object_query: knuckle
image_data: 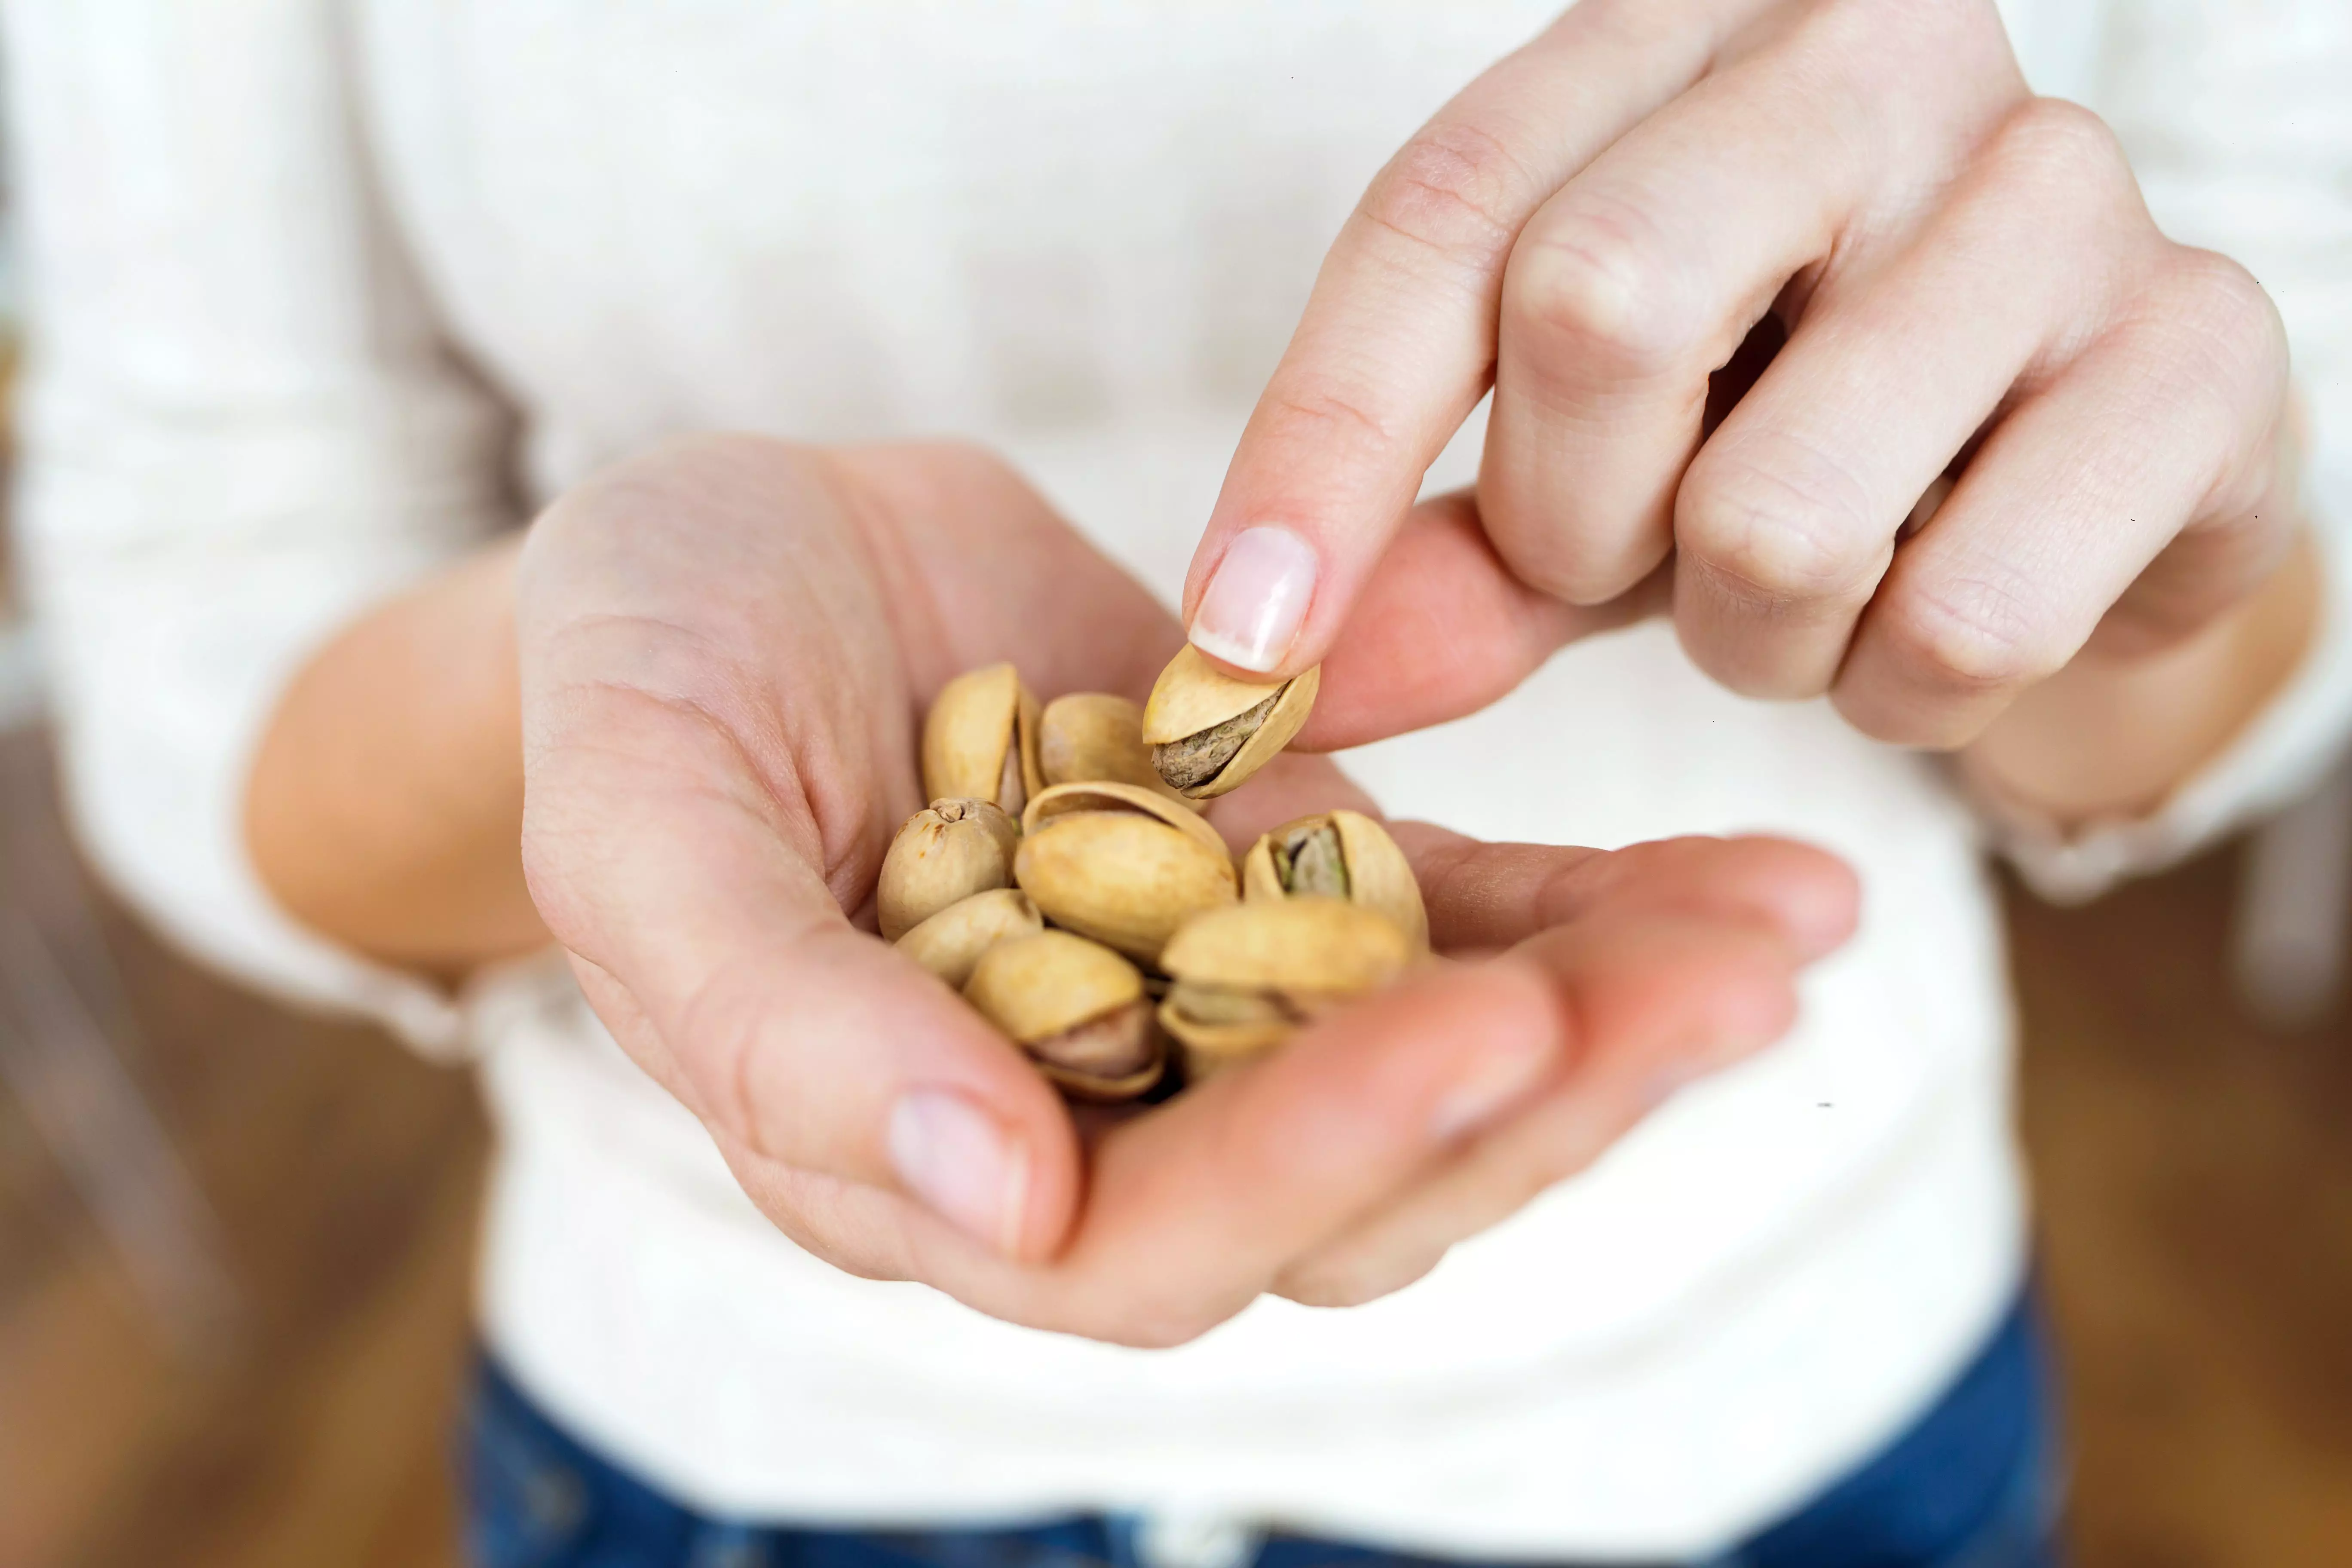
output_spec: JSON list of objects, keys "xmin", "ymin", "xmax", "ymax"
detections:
[
  {"xmin": 1986, "ymin": 97, "xmax": 2136, "ymax": 208},
  {"xmin": 1506, "ymin": 207, "xmax": 1691, "ymax": 379},
  {"xmin": 1676, "ymin": 439, "xmax": 1886, "ymax": 603},
  {"xmin": 2151, "ymin": 250, "xmax": 2290, "ymax": 391},
  {"xmin": 1883, "ymin": 568, "xmax": 2066, "ymax": 694},
  {"xmin": 1361, "ymin": 118, "xmax": 1531, "ymax": 275}
]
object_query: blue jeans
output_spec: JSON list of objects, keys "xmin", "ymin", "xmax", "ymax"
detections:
[{"xmin": 463, "ymin": 1295, "xmax": 2062, "ymax": 1568}]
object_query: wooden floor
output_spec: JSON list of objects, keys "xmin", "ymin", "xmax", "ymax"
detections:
[{"xmin": 1, "ymin": 734, "xmax": 2349, "ymax": 1566}]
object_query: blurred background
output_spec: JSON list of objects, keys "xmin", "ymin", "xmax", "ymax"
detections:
[{"xmin": 1, "ymin": 75, "xmax": 2349, "ymax": 1568}]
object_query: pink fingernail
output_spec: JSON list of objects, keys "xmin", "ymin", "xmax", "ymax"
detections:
[
  {"xmin": 887, "ymin": 1090, "xmax": 1031, "ymax": 1256},
  {"xmin": 1428, "ymin": 1035, "xmax": 1556, "ymax": 1143},
  {"xmin": 1190, "ymin": 526, "xmax": 1318, "ymax": 674}
]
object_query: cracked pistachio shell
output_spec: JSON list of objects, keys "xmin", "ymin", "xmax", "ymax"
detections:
[
  {"xmin": 1014, "ymin": 783, "xmax": 1237, "ymax": 965},
  {"xmin": 1140, "ymin": 646, "xmax": 1321, "ymax": 799},
  {"xmin": 1242, "ymin": 810, "xmax": 1428, "ymax": 950},
  {"xmin": 876, "ymin": 798, "xmax": 1019, "ymax": 942},
  {"xmin": 965, "ymin": 931, "xmax": 1164, "ymax": 1099},
  {"xmin": 964, "ymin": 929, "xmax": 1142, "ymax": 1041},
  {"xmin": 1021, "ymin": 781, "xmax": 1229, "ymax": 854},
  {"xmin": 1158, "ymin": 897, "xmax": 1409, "ymax": 1081},
  {"xmin": 921, "ymin": 663, "xmax": 1044, "ymax": 816},
  {"xmin": 1037, "ymin": 692, "xmax": 1201, "ymax": 810},
  {"xmin": 1155, "ymin": 991, "xmax": 1295, "ymax": 1082},
  {"xmin": 1160, "ymin": 897, "xmax": 1412, "ymax": 999},
  {"xmin": 895, "ymin": 889, "xmax": 1042, "ymax": 988}
]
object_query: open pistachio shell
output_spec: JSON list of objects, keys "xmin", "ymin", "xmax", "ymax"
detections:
[
  {"xmin": 1241, "ymin": 810, "xmax": 1428, "ymax": 949},
  {"xmin": 1157, "ymin": 1008, "xmax": 1291, "ymax": 1082},
  {"xmin": 1157, "ymin": 897, "xmax": 1410, "ymax": 1078},
  {"xmin": 964, "ymin": 931, "xmax": 1164, "ymax": 1100},
  {"xmin": 1140, "ymin": 646, "xmax": 1321, "ymax": 799},
  {"xmin": 1038, "ymin": 692, "xmax": 1202, "ymax": 810},
  {"xmin": 896, "ymin": 888, "xmax": 1043, "ymax": 988},
  {"xmin": 921, "ymin": 663, "xmax": 1044, "ymax": 816},
  {"xmin": 1014, "ymin": 797, "xmax": 1237, "ymax": 966},
  {"xmin": 876, "ymin": 798, "xmax": 1020, "ymax": 941},
  {"xmin": 1161, "ymin": 896, "xmax": 1411, "ymax": 993},
  {"xmin": 1022, "ymin": 781, "xmax": 1229, "ymax": 858}
]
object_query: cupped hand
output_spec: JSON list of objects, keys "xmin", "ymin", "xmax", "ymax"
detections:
[
  {"xmin": 516, "ymin": 435, "xmax": 1856, "ymax": 1345},
  {"xmin": 1187, "ymin": 0, "xmax": 2294, "ymax": 753}
]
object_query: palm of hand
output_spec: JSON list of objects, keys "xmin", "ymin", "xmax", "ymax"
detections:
[{"xmin": 516, "ymin": 435, "xmax": 1853, "ymax": 1345}]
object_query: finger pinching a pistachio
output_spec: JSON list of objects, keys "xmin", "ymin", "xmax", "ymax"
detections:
[
  {"xmin": 1242, "ymin": 809, "xmax": 1428, "ymax": 950},
  {"xmin": 1141, "ymin": 646, "xmax": 1320, "ymax": 800},
  {"xmin": 881, "ymin": 657, "xmax": 1420, "ymax": 1102}
]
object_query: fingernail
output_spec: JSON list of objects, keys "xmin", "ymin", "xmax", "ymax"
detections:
[
  {"xmin": 887, "ymin": 1090, "xmax": 1031, "ymax": 1256},
  {"xmin": 1190, "ymin": 526, "xmax": 1318, "ymax": 674},
  {"xmin": 1428, "ymin": 1035, "xmax": 1556, "ymax": 1143}
]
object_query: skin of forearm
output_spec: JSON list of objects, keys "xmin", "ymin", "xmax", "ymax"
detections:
[
  {"xmin": 245, "ymin": 534, "xmax": 546, "ymax": 977},
  {"xmin": 1961, "ymin": 527, "xmax": 2321, "ymax": 828}
]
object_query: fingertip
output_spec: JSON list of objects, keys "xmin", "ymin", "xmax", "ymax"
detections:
[
  {"xmin": 1721, "ymin": 835, "xmax": 1862, "ymax": 960},
  {"xmin": 1186, "ymin": 524, "xmax": 1322, "ymax": 677},
  {"xmin": 1596, "ymin": 836, "xmax": 1859, "ymax": 963}
]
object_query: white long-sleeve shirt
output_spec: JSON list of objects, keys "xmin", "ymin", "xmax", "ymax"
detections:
[{"xmin": 7, "ymin": 2, "xmax": 2351, "ymax": 1559}]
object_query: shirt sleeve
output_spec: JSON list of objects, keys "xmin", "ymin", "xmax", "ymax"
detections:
[
  {"xmin": 1980, "ymin": 0, "xmax": 2352, "ymax": 903},
  {"xmin": 3, "ymin": 0, "xmax": 517, "ymax": 1051}
]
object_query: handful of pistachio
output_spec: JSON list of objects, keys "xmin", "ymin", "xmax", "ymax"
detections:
[{"xmin": 882, "ymin": 649, "xmax": 1427, "ymax": 1099}]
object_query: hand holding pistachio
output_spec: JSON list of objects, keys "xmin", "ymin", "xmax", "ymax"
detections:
[{"xmin": 520, "ymin": 434, "xmax": 1854, "ymax": 1351}]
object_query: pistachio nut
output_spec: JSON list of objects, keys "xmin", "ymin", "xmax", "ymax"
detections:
[
  {"xmin": 896, "ymin": 888, "xmax": 1043, "ymax": 988},
  {"xmin": 1014, "ymin": 782, "xmax": 1238, "ymax": 965},
  {"xmin": 1242, "ymin": 810, "xmax": 1428, "ymax": 949},
  {"xmin": 1157, "ymin": 898, "xmax": 1412, "ymax": 1079},
  {"xmin": 1037, "ymin": 692, "xmax": 1201, "ymax": 810},
  {"xmin": 876, "ymin": 798, "xmax": 1020, "ymax": 941},
  {"xmin": 964, "ymin": 930, "xmax": 1164, "ymax": 1099},
  {"xmin": 921, "ymin": 663, "xmax": 1043, "ymax": 816},
  {"xmin": 1140, "ymin": 646, "xmax": 1320, "ymax": 799}
]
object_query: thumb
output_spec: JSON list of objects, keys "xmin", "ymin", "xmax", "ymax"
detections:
[
  {"xmin": 521, "ymin": 691, "xmax": 1081, "ymax": 1263},
  {"xmin": 1294, "ymin": 495, "xmax": 1670, "ymax": 752}
]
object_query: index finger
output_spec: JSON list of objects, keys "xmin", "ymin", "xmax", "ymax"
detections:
[{"xmin": 1180, "ymin": 1, "xmax": 1750, "ymax": 679}]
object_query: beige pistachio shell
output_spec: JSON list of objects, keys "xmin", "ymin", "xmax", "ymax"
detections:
[
  {"xmin": 1014, "ymin": 806, "xmax": 1238, "ymax": 966},
  {"xmin": 1038, "ymin": 692, "xmax": 1201, "ymax": 810},
  {"xmin": 1141, "ymin": 646, "xmax": 1320, "ymax": 799},
  {"xmin": 921, "ymin": 663, "xmax": 1043, "ymax": 815},
  {"xmin": 1241, "ymin": 810, "xmax": 1428, "ymax": 949},
  {"xmin": 964, "ymin": 929, "xmax": 1142, "ymax": 1041},
  {"xmin": 895, "ymin": 889, "xmax": 1043, "ymax": 988},
  {"xmin": 1029, "ymin": 999, "xmax": 1165, "ymax": 1101},
  {"xmin": 1022, "ymin": 781, "xmax": 1230, "ymax": 858},
  {"xmin": 876, "ymin": 799, "xmax": 1019, "ymax": 941},
  {"xmin": 964, "ymin": 932, "xmax": 1165, "ymax": 1099},
  {"xmin": 1159, "ymin": 896, "xmax": 1412, "ymax": 996},
  {"xmin": 1157, "ymin": 997, "xmax": 1294, "ymax": 1082}
]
